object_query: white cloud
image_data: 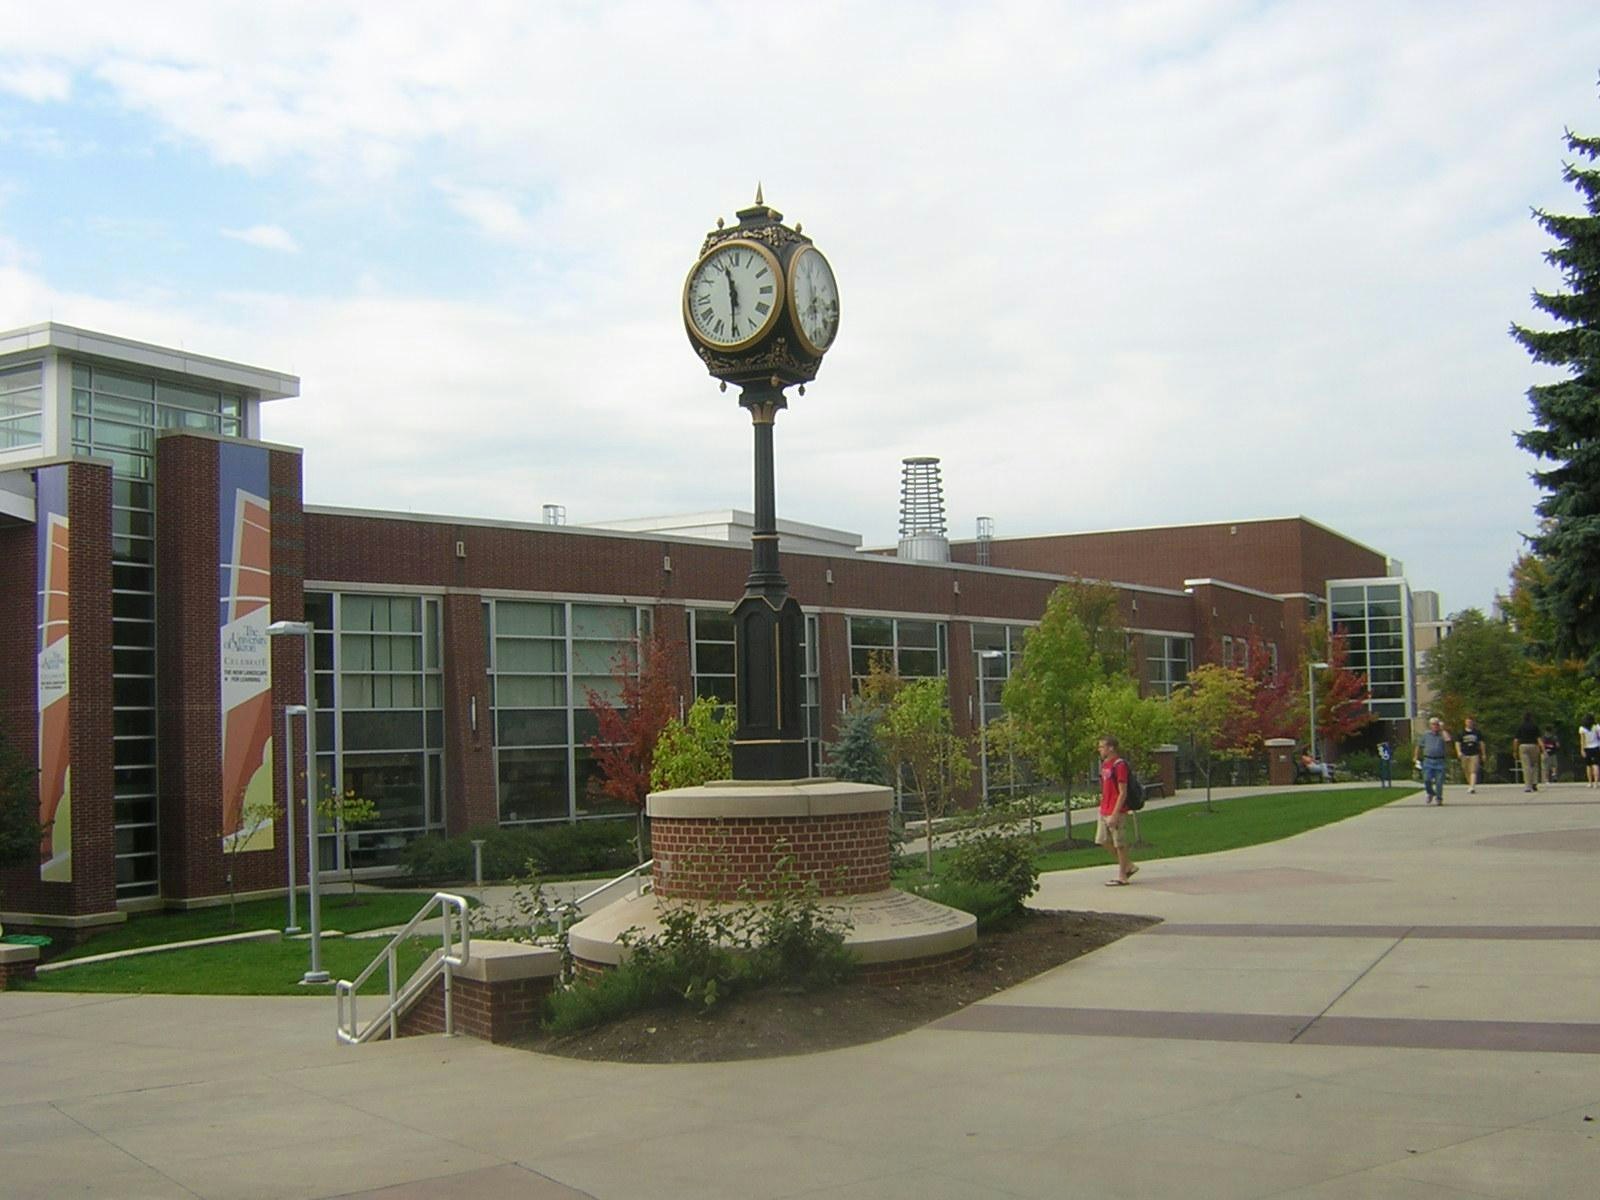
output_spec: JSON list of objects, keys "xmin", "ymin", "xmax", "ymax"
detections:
[
  {"xmin": 434, "ymin": 182, "xmax": 536, "ymax": 245},
  {"xmin": 221, "ymin": 224, "xmax": 300, "ymax": 254},
  {"xmin": 0, "ymin": 61, "xmax": 71, "ymax": 102}
]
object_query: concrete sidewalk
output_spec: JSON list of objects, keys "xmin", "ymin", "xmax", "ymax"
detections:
[{"xmin": 3, "ymin": 781, "xmax": 1597, "ymax": 1199}]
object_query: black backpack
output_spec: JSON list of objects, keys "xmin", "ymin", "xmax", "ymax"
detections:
[{"xmin": 1122, "ymin": 760, "xmax": 1146, "ymax": 811}]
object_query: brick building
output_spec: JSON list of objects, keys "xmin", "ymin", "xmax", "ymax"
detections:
[{"xmin": 0, "ymin": 324, "xmax": 1422, "ymax": 932}]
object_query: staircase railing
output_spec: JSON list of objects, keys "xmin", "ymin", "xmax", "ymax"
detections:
[
  {"xmin": 336, "ymin": 891, "xmax": 470, "ymax": 1045},
  {"xmin": 555, "ymin": 859, "xmax": 653, "ymax": 940}
]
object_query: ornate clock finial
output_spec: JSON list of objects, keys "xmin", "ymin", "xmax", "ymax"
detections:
[{"xmin": 755, "ymin": 182, "xmax": 764, "ymax": 206}]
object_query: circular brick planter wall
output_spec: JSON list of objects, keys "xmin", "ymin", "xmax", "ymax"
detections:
[{"xmin": 647, "ymin": 779, "xmax": 894, "ymax": 901}]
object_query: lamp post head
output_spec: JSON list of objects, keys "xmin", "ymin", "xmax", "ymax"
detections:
[
  {"xmin": 267, "ymin": 620, "xmax": 314, "ymax": 637},
  {"xmin": 1311, "ymin": 660, "xmax": 1330, "ymax": 670}
]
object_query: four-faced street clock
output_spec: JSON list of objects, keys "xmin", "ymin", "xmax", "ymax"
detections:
[
  {"xmin": 682, "ymin": 188, "xmax": 839, "ymax": 389},
  {"xmin": 683, "ymin": 188, "xmax": 837, "ymax": 781}
]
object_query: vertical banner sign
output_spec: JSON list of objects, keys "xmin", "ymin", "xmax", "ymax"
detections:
[
  {"xmin": 36, "ymin": 466, "xmax": 72, "ymax": 883},
  {"xmin": 218, "ymin": 443, "xmax": 274, "ymax": 852}
]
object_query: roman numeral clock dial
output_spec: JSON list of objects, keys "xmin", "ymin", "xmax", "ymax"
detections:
[{"xmin": 684, "ymin": 240, "xmax": 784, "ymax": 350}]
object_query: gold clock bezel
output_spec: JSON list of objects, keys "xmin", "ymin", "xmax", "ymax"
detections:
[
  {"xmin": 786, "ymin": 245, "xmax": 839, "ymax": 357},
  {"xmin": 683, "ymin": 239, "xmax": 786, "ymax": 353}
]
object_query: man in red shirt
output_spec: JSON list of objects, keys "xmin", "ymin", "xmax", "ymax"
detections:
[{"xmin": 1096, "ymin": 735, "xmax": 1138, "ymax": 886}]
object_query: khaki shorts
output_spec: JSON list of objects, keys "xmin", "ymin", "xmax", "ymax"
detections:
[{"xmin": 1095, "ymin": 815, "xmax": 1126, "ymax": 848}]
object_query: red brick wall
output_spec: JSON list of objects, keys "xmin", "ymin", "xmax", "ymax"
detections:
[
  {"xmin": 651, "ymin": 812, "xmax": 891, "ymax": 900},
  {"xmin": 394, "ymin": 972, "xmax": 551, "ymax": 1043},
  {"xmin": 951, "ymin": 517, "xmax": 1386, "ymax": 598},
  {"xmin": 441, "ymin": 593, "xmax": 496, "ymax": 835}
]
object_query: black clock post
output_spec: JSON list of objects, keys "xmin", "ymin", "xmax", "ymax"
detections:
[{"xmin": 682, "ymin": 190, "xmax": 839, "ymax": 780}]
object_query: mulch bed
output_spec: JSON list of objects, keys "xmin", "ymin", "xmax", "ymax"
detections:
[{"xmin": 517, "ymin": 908, "xmax": 1157, "ymax": 1064}]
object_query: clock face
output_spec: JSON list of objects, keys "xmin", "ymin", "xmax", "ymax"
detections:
[
  {"xmin": 788, "ymin": 246, "xmax": 839, "ymax": 355},
  {"xmin": 684, "ymin": 240, "xmax": 784, "ymax": 350}
]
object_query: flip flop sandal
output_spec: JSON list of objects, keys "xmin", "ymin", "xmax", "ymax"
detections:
[
  {"xmin": 1126, "ymin": 864, "xmax": 1140, "ymax": 879},
  {"xmin": 1105, "ymin": 878, "xmax": 1129, "ymax": 886}
]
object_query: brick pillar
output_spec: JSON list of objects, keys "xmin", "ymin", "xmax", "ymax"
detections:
[
  {"xmin": 1152, "ymin": 744, "xmax": 1178, "ymax": 797},
  {"xmin": 157, "ymin": 436, "xmax": 224, "ymax": 901},
  {"xmin": 1266, "ymin": 738, "xmax": 1296, "ymax": 787},
  {"xmin": 442, "ymin": 593, "xmax": 496, "ymax": 835},
  {"xmin": 816, "ymin": 611, "xmax": 852, "ymax": 750},
  {"xmin": 65, "ymin": 462, "xmax": 116, "ymax": 916}
]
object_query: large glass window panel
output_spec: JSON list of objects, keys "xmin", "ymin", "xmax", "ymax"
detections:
[
  {"xmin": 498, "ymin": 749, "xmax": 570, "ymax": 822},
  {"xmin": 496, "ymin": 709, "xmax": 568, "ymax": 746},
  {"xmin": 571, "ymin": 604, "xmax": 636, "ymax": 639},
  {"xmin": 851, "ymin": 616, "xmax": 893, "ymax": 647},
  {"xmin": 495, "ymin": 675, "xmax": 565, "ymax": 707},
  {"xmin": 496, "ymin": 601, "xmax": 563, "ymax": 637},
  {"xmin": 495, "ymin": 638, "xmax": 564, "ymax": 673},
  {"xmin": 343, "ymin": 711, "xmax": 425, "ymax": 751},
  {"xmin": 95, "ymin": 369, "xmax": 155, "ymax": 400},
  {"xmin": 341, "ymin": 752, "xmax": 427, "ymax": 830},
  {"xmin": 156, "ymin": 380, "xmax": 223, "ymax": 411}
]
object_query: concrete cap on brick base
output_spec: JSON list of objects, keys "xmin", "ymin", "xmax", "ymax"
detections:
[
  {"xmin": 568, "ymin": 887, "xmax": 976, "ymax": 969},
  {"xmin": 450, "ymin": 940, "xmax": 563, "ymax": 985},
  {"xmin": 647, "ymin": 777, "xmax": 893, "ymax": 819}
]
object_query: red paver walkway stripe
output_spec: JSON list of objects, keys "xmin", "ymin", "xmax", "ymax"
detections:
[
  {"xmin": 933, "ymin": 1005, "xmax": 1600, "ymax": 1054},
  {"xmin": 1144, "ymin": 923, "xmax": 1600, "ymax": 940}
]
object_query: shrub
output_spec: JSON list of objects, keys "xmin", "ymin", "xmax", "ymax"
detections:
[
  {"xmin": 400, "ymin": 820, "xmax": 637, "ymax": 883},
  {"xmin": 542, "ymin": 851, "xmax": 854, "ymax": 1035},
  {"xmin": 910, "ymin": 877, "xmax": 1017, "ymax": 931},
  {"xmin": 945, "ymin": 829, "xmax": 1039, "ymax": 912}
]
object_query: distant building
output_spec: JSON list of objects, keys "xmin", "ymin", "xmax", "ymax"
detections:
[{"xmin": 0, "ymin": 324, "xmax": 1433, "ymax": 931}]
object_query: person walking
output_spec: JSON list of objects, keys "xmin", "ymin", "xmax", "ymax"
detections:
[
  {"xmin": 1414, "ymin": 717, "xmax": 1452, "ymax": 805},
  {"xmin": 1540, "ymin": 728, "xmax": 1560, "ymax": 784},
  {"xmin": 1514, "ymin": 712, "xmax": 1542, "ymax": 792},
  {"xmin": 1377, "ymin": 739, "xmax": 1393, "ymax": 788},
  {"xmin": 1579, "ymin": 714, "xmax": 1600, "ymax": 789},
  {"xmin": 1456, "ymin": 717, "xmax": 1486, "ymax": 794},
  {"xmin": 1095, "ymin": 734, "xmax": 1137, "ymax": 886}
]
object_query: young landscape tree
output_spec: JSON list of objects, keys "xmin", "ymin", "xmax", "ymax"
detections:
[
  {"xmin": 1302, "ymin": 623, "xmax": 1377, "ymax": 753},
  {"xmin": 1167, "ymin": 665, "xmax": 1257, "ymax": 810},
  {"xmin": 318, "ymin": 783, "xmax": 378, "ymax": 907},
  {"xmin": 1000, "ymin": 582, "xmax": 1126, "ymax": 843},
  {"xmin": 586, "ymin": 627, "xmax": 685, "ymax": 858},
  {"xmin": 823, "ymin": 695, "xmax": 890, "ymax": 786},
  {"xmin": 1423, "ymin": 608, "xmax": 1534, "ymax": 751},
  {"xmin": 650, "ymin": 696, "xmax": 735, "ymax": 791},
  {"xmin": 879, "ymin": 677, "xmax": 974, "ymax": 876},
  {"xmin": 1511, "ymin": 117, "xmax": 1600, "ymax": 671}
]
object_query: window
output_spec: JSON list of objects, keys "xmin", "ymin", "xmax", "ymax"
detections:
[
  {"xmin": 306, "ymin": 591, "xmax": 445, "ymax": 869},
  {"xmin": 849, "ymin": 615, "xmax": 947, "ymax": 683},
  {"xmin": 1328, "ymin": 582, "xmax": 1412, "ymax": 719},
  {"xmin": 1144, "ymin": 635, "xmax": 1193, "ymax": 697},
  {"xmin": 489, "ymin": 599, "xmax": 650, "ymax": 823},
  {"xmin": 1221, "ymin": 636, "xmax": 1234, "ymax": 668},
  {"xmin": 0, "ymin": 362, "xmax": 43, "ymax": 449},
  {"xmin": 973, "ymin": 623, "xmax": 1029, "ymax": 801}
]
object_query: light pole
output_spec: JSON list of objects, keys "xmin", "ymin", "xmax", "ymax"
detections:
[
  {"xmin": 1307, "ymin": 660, "xmax": 1330, "ymax": 764},
  {"xmin": 267, "ymin": 620, "xmax": 330, "ymax": 985},
  {"xmin": 978, "ymin": 650, "xmax": 1004, "ymax": 803},
  {"xmin": 281, "ymin": 703, "xmax": 307, "ymax": 935}
]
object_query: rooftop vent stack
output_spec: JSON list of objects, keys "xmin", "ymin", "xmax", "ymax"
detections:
[
  {"xmin": 975, "ymin": 516, "xmax": 994, "ymax": 566},
  {"xmin": 542, "ymin": 504, "xmax": 567, "ymax": 526},
  {"xmin": 897, "ymin": 456, "xmax": 950, "ymax": 563}
]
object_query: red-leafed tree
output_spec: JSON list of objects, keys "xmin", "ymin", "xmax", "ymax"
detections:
[
  {"xmin": 1307, "ymin": 625, "xmax": 1377, "ymax": 753},
  {"xmin": 1241, "ymin": 627, "xmax": 1301, "ymax": 742},
  {"xmin": 586, "ymin": 626, "xmax": 685, "ymax": 858}
]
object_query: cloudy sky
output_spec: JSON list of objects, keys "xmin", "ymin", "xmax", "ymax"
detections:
[{"xmin": 3, "ymin": 2, "xmax": 1597, "ymax": 615}]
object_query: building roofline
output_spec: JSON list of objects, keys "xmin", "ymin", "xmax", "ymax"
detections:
[
  {"xmin": 1183, "ymin": 577, "xmax": 1288, "ymax": 603},
  {"xmin": 0, "ymin": 322, "xmax": 299, "ymax": 400},
  {"xmin": 303, "ymin": 504, "xmax": 1196, "ymax": 596},
  {"xmin": 941, "ymin": 513, "xmax": 1392, "ymax": 564}
]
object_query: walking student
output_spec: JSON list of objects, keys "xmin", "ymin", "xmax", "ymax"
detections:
[
  {"xmin": 1377, "ymin": 739, "xmax": 1393, "ymax": 787},
  {"xmin": 1095, "ymin": 735, "xmax": 1138, "ymax": 886},
  {"xmin": 1514, "ymin": 711, "xmax": 1542, "ymax": 792},
  {"xmin": 1540, "ymin": 728, "xmax": 1560, "ymax": 784},
  {"xmin": 1580, "ymin": 714, "xmax": 1600, "ymax": 789},
  {"xmin": 1414, "ymin": 717, "xmax": 1452, "ymax": 805},
  {"xmin": 1456, "ymin": 716, "xmax": 1486, "ymax": 794}
]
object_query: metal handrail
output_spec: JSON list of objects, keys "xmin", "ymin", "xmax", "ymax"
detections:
[
  {"xmin": 554, "ymin": 859, "xmax": 653, "ymax": 940},
  {"xmin": 335, "ymin": 891, "xmax": 470, "ymax": 1045}
]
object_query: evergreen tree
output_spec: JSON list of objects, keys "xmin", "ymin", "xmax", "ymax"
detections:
[
  {"xmin": 823, "ymin": 698, "xmax": 889, "ymax": 786},
  {"xmin": 1512, "ymin": 116, "xmax": 1600, "ymax": 671}
]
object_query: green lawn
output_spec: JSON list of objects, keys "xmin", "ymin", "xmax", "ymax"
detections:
[
  {"xmin": 900, "ymin": 785, "xmax": 1418, "ymax": 881},
  {"xmin": 24, "ymin": 933, "xmax": 439, "ymax": 996},
  {"xmin": 48, "ymin": 890, "xmax": 460, "ymax": 962}
]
